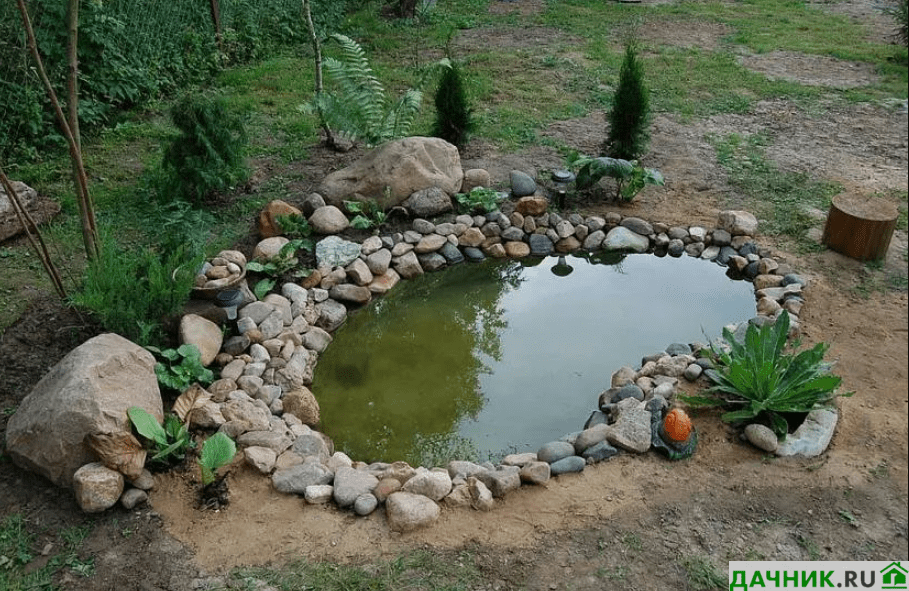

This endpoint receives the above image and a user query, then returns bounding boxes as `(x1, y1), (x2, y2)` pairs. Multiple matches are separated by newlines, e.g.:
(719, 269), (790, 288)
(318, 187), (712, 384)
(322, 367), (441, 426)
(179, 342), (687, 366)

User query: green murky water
(313, 252), (755, 465)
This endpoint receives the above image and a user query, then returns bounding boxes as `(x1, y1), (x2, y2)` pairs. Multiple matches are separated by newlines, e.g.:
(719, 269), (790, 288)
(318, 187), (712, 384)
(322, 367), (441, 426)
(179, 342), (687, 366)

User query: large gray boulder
(5, 333), (163, 488)
(317, 137), (463, 208)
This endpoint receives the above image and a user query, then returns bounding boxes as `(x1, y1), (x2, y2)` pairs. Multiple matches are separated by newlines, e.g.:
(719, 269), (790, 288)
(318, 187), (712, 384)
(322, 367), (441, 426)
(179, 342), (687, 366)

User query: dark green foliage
(161, 94), (248, 205)
(884, 0), (909, 47)
(145, 344), (214, 393)
(604, 40), (650, 160)
(0, 0), (345, 160)
(681, 311), (851, 439)
(571, 154), (664, 201)
(69, 238), (203, 346)
(432, 62), (475, 147)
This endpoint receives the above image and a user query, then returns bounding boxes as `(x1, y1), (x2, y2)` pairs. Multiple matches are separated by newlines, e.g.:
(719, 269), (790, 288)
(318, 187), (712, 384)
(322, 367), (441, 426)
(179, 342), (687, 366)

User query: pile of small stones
(178, 195), (820, 531)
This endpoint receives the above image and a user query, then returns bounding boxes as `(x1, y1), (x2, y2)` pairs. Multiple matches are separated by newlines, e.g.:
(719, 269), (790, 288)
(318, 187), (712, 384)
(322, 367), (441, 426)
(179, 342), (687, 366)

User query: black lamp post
(215, 288), (244, 320)
(551, 169), (575, 210)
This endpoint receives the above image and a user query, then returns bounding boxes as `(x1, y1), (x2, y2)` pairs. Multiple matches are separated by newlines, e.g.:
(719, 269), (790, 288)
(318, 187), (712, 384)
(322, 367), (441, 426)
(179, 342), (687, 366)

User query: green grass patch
(710, 131), (843, 249)
(230, 549), (482, 591)
(680, 555), (727, 591)
(0, 514), (95, 590)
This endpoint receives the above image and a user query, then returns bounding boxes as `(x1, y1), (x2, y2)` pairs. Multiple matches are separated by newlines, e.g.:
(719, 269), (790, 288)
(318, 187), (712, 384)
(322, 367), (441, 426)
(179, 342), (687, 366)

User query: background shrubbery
(0, 0), (346, 160)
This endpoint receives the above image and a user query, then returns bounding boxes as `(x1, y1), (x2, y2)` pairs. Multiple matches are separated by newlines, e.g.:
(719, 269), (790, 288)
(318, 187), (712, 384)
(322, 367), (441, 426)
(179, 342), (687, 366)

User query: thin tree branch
(0, 165), (68, 299)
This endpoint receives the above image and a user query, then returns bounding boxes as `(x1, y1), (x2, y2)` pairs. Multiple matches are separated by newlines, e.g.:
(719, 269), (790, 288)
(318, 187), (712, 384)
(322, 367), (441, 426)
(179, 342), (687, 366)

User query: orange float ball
(663, 408), (692, 443)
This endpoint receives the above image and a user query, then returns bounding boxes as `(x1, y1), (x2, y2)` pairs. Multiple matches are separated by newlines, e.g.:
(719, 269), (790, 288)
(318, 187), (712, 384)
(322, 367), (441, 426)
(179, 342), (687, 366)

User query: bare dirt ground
(1, 2), (907, 590)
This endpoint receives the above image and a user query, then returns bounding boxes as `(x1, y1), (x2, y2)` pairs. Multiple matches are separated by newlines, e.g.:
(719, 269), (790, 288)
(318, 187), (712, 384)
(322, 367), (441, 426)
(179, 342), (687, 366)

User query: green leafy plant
(455, 187), (504, 214)
(305, 34), (449, 146)
(160, 93), (249, 205)
(274, 214), (314, 239)
(681, 311), (851, 439)
(344, 199), (387, 230)
(254, 278), (277, 300)
(145, 344), (214, 393)
(70, 239), (203, 346)
(127, 407), (195, 466)
(431, 60), (475, 148)
(570, 154), (664, 201)
(246, 239), (312, 277)
(604, 37), (651, 160)
(198, 432), (237, 486)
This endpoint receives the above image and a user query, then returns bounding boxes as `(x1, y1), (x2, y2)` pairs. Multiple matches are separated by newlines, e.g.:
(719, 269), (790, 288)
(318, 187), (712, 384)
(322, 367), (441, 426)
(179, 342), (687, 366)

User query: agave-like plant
(306, 34), (449, 146)
(682, 311), (851, 439)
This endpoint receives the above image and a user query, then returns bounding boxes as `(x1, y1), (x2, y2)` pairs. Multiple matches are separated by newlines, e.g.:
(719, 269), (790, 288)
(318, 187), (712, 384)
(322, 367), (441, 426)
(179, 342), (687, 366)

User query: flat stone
(549, 456), (586, 475)
(385, 492), (441, 532)
(537, 441), (576, 464)
(620, 217), (653, 236)
(315, 236), (361, 268)
(776, 409), (838, 457)
(333, 467), (379, 508)
(603, 227), (649, 253)
(528, 233), (554, 256)
(744, 423), (779, 452)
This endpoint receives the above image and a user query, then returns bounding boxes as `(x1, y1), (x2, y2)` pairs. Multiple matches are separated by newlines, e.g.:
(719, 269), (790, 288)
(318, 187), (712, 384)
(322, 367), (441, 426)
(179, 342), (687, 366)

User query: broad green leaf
(199, 433), (237, 485)
(128, 407), (167, 447)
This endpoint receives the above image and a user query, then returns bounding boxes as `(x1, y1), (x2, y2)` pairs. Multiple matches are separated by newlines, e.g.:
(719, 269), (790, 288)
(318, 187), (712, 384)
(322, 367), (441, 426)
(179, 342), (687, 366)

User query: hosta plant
(682, 311), (850, 439)
(571, 154), (664, 202)
(146, 344), (214, 393)
(127, 407), (195, 467)
(198, 432), (237, 486)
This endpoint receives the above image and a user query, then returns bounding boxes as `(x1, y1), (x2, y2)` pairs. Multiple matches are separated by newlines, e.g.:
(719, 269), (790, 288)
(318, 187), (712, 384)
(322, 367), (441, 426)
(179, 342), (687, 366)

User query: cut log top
(831, 194), (899, 221)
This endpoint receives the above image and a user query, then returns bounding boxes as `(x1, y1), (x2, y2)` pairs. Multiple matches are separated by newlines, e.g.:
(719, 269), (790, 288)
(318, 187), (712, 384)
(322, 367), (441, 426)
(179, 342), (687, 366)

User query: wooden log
(821, 194), (898, 261)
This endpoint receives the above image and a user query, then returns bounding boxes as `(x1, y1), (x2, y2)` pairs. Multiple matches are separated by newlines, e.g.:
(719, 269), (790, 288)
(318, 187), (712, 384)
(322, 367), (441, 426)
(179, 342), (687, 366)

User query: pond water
(312, 252), (756, 466)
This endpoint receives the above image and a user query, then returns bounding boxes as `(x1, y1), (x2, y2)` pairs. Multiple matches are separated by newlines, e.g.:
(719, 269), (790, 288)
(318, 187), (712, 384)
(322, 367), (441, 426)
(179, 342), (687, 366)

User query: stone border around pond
(178, 203), (836, 531)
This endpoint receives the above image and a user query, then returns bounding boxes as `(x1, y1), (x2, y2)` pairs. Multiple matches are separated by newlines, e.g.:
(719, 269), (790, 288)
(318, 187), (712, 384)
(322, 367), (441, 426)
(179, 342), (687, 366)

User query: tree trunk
(209, 0), (222, 52)
(302, 0), (335, 146)
(822, 194), (898, 261)
(0, 164), (68, 299)
(17, 0), (99, 260)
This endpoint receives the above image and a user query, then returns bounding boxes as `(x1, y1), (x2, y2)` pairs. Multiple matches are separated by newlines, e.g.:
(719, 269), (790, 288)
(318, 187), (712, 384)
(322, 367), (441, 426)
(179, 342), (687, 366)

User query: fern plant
(306, 34), (449, 146)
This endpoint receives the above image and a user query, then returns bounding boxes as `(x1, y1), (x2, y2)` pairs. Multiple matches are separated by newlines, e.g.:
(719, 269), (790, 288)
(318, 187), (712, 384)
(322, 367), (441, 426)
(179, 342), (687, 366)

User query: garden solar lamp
(551, 255), (574, 277)
(215, 288), (244, 321)
(551, 169), (575, 210)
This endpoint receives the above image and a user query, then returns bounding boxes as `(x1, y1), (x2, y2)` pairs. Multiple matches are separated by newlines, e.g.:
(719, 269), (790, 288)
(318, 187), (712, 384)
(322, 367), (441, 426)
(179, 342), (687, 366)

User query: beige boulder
(317, 137), (463, 208)
(5, 334), (163, 488)
(257, 199), (302, 238)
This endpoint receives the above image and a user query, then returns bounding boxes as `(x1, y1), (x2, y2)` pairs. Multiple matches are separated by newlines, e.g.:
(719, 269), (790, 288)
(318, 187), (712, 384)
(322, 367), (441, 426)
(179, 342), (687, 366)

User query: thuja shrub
(603, 39), (651, 160)
(431, 62), (475, 148)
(160, 94), (249, 205)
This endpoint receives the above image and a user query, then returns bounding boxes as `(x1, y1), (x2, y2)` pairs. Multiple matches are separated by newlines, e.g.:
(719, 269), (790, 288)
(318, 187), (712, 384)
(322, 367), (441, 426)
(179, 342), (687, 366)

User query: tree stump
(821, 194), (898, 262)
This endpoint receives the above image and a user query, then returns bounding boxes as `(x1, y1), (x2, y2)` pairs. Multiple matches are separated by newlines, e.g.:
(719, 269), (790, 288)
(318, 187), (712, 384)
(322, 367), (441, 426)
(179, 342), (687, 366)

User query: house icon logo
(882, 561), (908, 590)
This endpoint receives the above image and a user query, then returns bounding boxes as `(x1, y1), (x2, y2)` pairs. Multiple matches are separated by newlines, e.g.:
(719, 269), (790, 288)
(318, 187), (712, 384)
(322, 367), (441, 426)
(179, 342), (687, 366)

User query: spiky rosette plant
(681, 311), (851, 439)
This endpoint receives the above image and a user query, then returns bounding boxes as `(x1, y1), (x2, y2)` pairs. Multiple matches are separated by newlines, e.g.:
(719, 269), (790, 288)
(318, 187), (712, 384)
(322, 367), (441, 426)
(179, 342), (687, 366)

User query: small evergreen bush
(604, 39), (650, 160)
(431, 62), (475, 148)
(161, 94), (248, 205)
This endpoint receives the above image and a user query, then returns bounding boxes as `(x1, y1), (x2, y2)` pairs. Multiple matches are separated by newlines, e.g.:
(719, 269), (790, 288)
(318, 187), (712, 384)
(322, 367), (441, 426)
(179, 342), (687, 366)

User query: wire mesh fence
(0, 0), (343, 162)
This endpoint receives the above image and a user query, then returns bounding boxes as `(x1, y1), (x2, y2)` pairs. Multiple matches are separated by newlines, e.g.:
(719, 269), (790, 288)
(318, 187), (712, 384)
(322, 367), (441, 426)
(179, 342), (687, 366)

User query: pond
(312, 252), (756, 466)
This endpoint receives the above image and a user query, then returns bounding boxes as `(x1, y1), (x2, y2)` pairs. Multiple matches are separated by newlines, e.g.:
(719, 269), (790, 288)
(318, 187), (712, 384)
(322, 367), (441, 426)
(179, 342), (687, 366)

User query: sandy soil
(1, 1), (906, 589)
